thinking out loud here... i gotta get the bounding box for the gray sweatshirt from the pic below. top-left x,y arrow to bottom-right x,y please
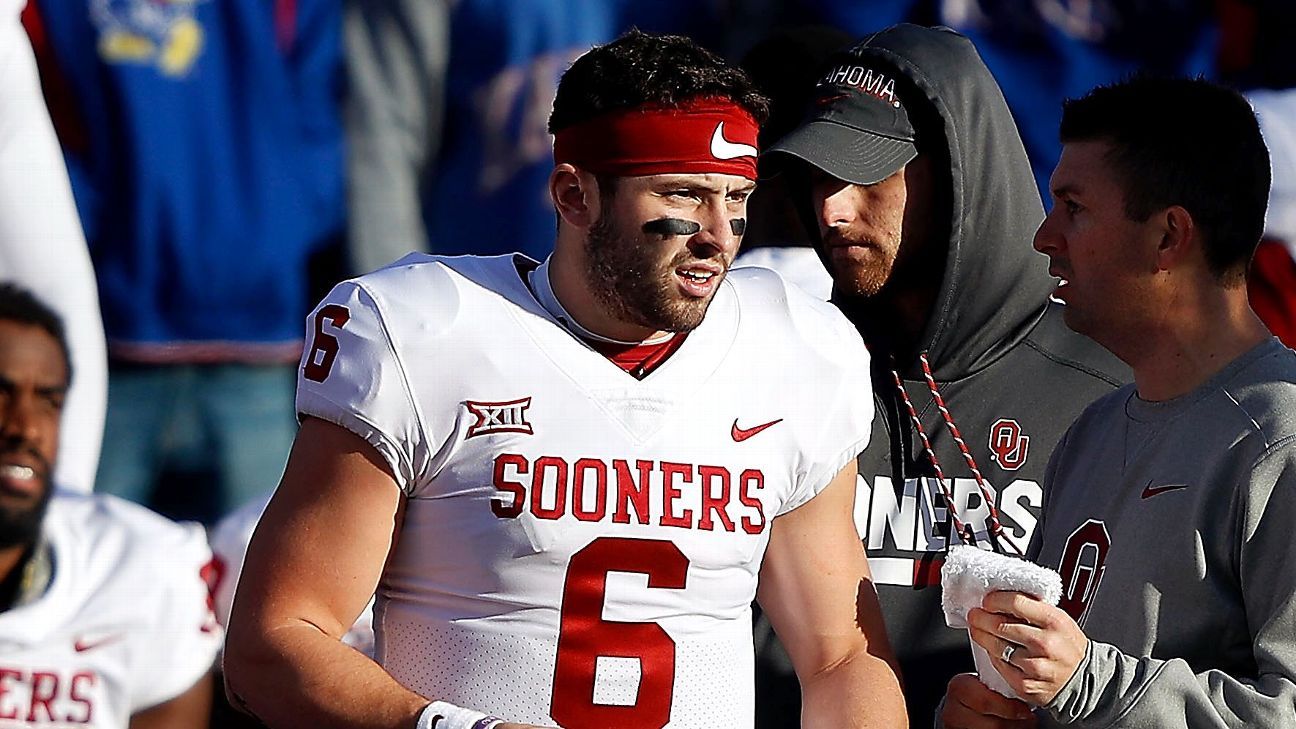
1031,337 -> 1296,728
753,25 -> 1130,728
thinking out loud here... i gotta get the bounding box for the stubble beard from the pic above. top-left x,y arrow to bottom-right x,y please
584,216 -> 720,334
0,474 -> 52,550
1059,295 -> 1106,345
826,230 -> 901,299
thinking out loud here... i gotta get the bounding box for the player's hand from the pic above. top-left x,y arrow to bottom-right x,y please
967,590 -> 1088,707
940,673 -> 1036,728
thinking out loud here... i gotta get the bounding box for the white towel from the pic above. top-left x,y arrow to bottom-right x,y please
940,545 -> 1062,699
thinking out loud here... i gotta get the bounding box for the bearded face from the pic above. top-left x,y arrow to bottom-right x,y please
811,156 -> 943,301
0,460 -> 51,550
582,207 -> 729,334
0,321 -> 66,551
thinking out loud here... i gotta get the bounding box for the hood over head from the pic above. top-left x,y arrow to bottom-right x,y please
768,24 -> 1056,380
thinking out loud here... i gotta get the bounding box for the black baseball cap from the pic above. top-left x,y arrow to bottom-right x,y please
766,55 -> 918,185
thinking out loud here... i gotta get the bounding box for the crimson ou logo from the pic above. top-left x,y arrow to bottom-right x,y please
988,418 -> 1030,471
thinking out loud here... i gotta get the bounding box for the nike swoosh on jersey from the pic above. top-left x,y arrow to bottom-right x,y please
74,633 -> 124,652
1141,481 -> 1189,499
710,122 -> 758,160
731,418 -> 783,442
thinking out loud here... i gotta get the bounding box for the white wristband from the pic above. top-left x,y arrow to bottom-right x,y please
416,701 -> 505,729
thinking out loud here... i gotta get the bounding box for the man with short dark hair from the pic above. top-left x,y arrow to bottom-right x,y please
755,24 -> 1128,727
224,30 -> 906,729
0,283 -> 220,728
941,76 -> 1296,729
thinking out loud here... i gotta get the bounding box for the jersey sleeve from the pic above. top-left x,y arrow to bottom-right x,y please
777,290 -> 875,516
1045,443 -> 1296,728
296,280 -> 428,493
130,521 -> 223,711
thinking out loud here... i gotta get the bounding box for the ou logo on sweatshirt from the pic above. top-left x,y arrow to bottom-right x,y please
989,418 -> 1030,471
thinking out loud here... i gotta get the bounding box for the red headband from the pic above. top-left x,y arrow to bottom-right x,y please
553,97 -> 760,180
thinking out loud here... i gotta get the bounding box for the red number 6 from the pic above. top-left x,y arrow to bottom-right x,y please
303,304 -> 350,383
551,537 -> 688,729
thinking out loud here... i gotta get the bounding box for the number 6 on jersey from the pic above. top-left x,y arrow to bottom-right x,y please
552,537 -> 688,728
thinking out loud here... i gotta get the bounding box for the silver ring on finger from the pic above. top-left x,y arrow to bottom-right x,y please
1002,642 -> 1017,666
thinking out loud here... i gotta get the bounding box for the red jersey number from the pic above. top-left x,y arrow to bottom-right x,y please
199,555 -> 225,633
1057,519 -> 1111,626
303,304 -> 350,383
551,537 -> 688,729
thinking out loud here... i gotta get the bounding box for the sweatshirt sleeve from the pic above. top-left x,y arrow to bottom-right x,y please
1045,442 -> 1296,728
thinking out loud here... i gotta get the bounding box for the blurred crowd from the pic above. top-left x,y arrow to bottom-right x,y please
2,0 -> 1296,726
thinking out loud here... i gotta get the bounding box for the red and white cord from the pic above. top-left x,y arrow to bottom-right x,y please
889,355 -> 1020,555
888,366 -> 975,545
917,353 -> 1020,555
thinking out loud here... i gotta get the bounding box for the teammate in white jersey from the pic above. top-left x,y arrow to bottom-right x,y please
0,283 -> 221,728
224,30 -> 907,729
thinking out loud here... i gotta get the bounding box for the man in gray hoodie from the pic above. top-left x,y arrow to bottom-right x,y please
754,24 -> 1128,726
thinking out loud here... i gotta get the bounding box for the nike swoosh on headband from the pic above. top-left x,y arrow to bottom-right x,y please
710,122 -> 758,160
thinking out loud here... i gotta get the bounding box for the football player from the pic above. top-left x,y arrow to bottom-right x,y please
224,30 -> 907,729
0,282 -> 220,728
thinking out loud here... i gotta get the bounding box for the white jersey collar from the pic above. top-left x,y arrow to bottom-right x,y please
528,257 -> 674,347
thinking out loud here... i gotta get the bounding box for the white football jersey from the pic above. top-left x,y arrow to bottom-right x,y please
733,248 -> 833,301
296,254 -> 873,728
0,493 -> 221,728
